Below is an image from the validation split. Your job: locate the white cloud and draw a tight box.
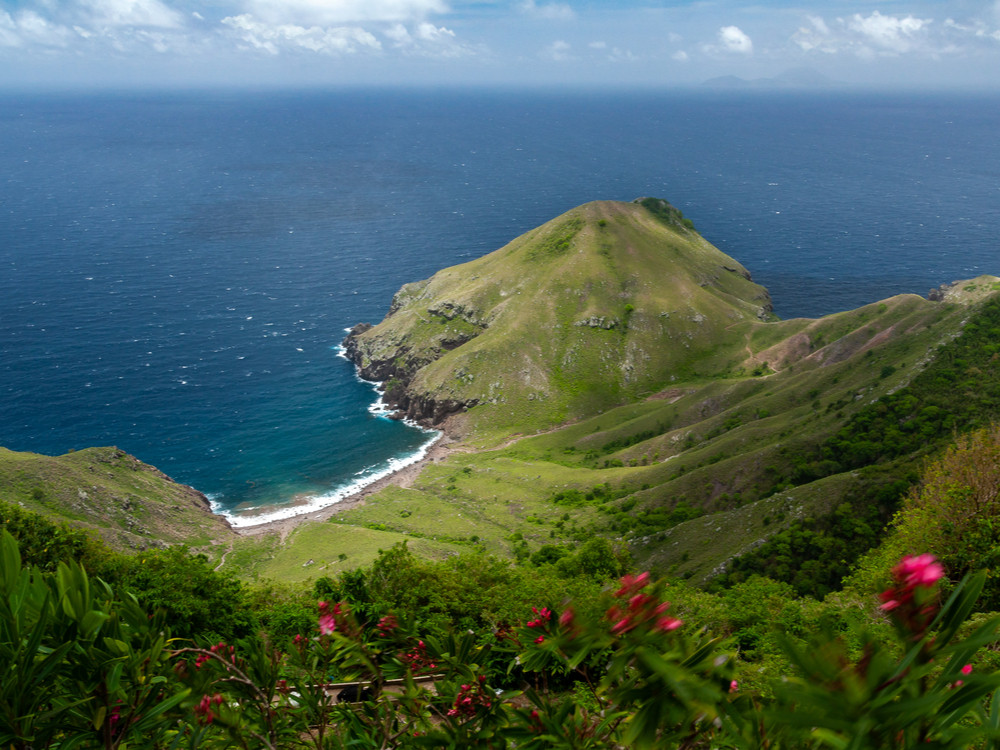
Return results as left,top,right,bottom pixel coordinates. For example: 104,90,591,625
385,22,411,43
241,0,448,26
718,25,752,54
221,13,380,54
518,0,574,22
415,21,453,42
543,39,571,61
671,49,688,62
848,10,930,54
0,9,75,48
585,39,635,62
381,19,467,57
943,17,1000,42
790,11,993,60
793,15,838,53
78,0,184,29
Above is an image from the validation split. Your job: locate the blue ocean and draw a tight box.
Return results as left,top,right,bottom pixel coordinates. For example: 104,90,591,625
2,89,998,524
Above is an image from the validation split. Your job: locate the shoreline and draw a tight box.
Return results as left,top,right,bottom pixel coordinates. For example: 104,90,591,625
234,433,457,541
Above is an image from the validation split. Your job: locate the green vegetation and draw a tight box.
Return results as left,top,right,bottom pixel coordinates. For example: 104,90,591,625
717,294,1000,595
345,199,773,438
6,198,1000,745
5,517,1000,748
0,446,233,555
334,198,1000,595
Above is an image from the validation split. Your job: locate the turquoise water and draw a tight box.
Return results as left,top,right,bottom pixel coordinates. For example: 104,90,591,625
2,89,998,522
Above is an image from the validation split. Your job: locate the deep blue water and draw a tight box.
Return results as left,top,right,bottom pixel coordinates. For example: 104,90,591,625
2,89,998,522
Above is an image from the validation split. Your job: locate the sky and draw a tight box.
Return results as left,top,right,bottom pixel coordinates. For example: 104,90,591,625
1,0,999,89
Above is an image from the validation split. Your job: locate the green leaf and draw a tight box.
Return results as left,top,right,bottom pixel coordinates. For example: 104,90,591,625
129,688,191,734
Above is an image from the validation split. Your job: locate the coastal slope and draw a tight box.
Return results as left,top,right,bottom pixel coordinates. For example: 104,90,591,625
343,198,773,440
0,446,235,553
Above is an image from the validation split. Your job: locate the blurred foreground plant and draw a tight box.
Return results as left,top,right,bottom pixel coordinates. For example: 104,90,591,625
4,525,1000,749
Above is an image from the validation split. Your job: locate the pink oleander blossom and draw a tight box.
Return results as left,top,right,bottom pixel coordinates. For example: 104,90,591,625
559,606,574,628
615,572,651,598
194,694,224,725
655,616,683,632
318,600,337,635
895,554,944,588
880,553,945,642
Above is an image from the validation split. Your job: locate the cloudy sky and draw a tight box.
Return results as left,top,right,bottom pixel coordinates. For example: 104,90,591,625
2,0,999,89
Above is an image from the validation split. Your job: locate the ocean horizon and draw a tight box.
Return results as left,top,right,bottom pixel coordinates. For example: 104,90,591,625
2,88,998,522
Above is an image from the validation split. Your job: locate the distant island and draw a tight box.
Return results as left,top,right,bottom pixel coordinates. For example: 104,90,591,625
703,67,842,89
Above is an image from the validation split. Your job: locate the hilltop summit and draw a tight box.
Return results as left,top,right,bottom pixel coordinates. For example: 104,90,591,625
343,198,773,435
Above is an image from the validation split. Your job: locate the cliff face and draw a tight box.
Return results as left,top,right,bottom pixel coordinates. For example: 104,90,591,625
342,199,774,433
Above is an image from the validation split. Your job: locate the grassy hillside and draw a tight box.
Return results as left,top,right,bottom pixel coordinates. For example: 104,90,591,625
344,199,774,439
5,198,999,595
318,285,993,586
237,199,1000,589
0,446,234,554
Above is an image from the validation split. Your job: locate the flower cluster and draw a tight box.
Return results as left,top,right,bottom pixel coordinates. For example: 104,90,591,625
376,613,399,637
526,606,552,644
399,639,437,674
194,694,224,725
196,641,236,669
446,675,492,718
318,600,343,636
526,607,551,628
954,663,973,688
606,572,682,636
880,554,945,640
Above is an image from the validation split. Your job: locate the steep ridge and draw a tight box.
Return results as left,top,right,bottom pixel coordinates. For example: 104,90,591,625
344,199,774,438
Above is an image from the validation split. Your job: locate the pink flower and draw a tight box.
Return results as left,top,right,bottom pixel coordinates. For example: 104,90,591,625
962,664,973,675
729,680,739,693
318,600,337,635
615,572,651,598
377,614,398,637
611,617,632,635
894,554,944,588
194,694,224,725
628,593,652,611
534,635,544,644
655,617,683,632
559,606,574,628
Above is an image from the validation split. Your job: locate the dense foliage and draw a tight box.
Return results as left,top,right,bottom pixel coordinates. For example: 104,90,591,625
719,296,1000,595
4,526,1000,749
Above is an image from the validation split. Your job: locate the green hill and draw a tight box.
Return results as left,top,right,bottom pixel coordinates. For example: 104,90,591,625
5,198,1000,592
343,198,774,440
0,446,234,554
324,199,1000,589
